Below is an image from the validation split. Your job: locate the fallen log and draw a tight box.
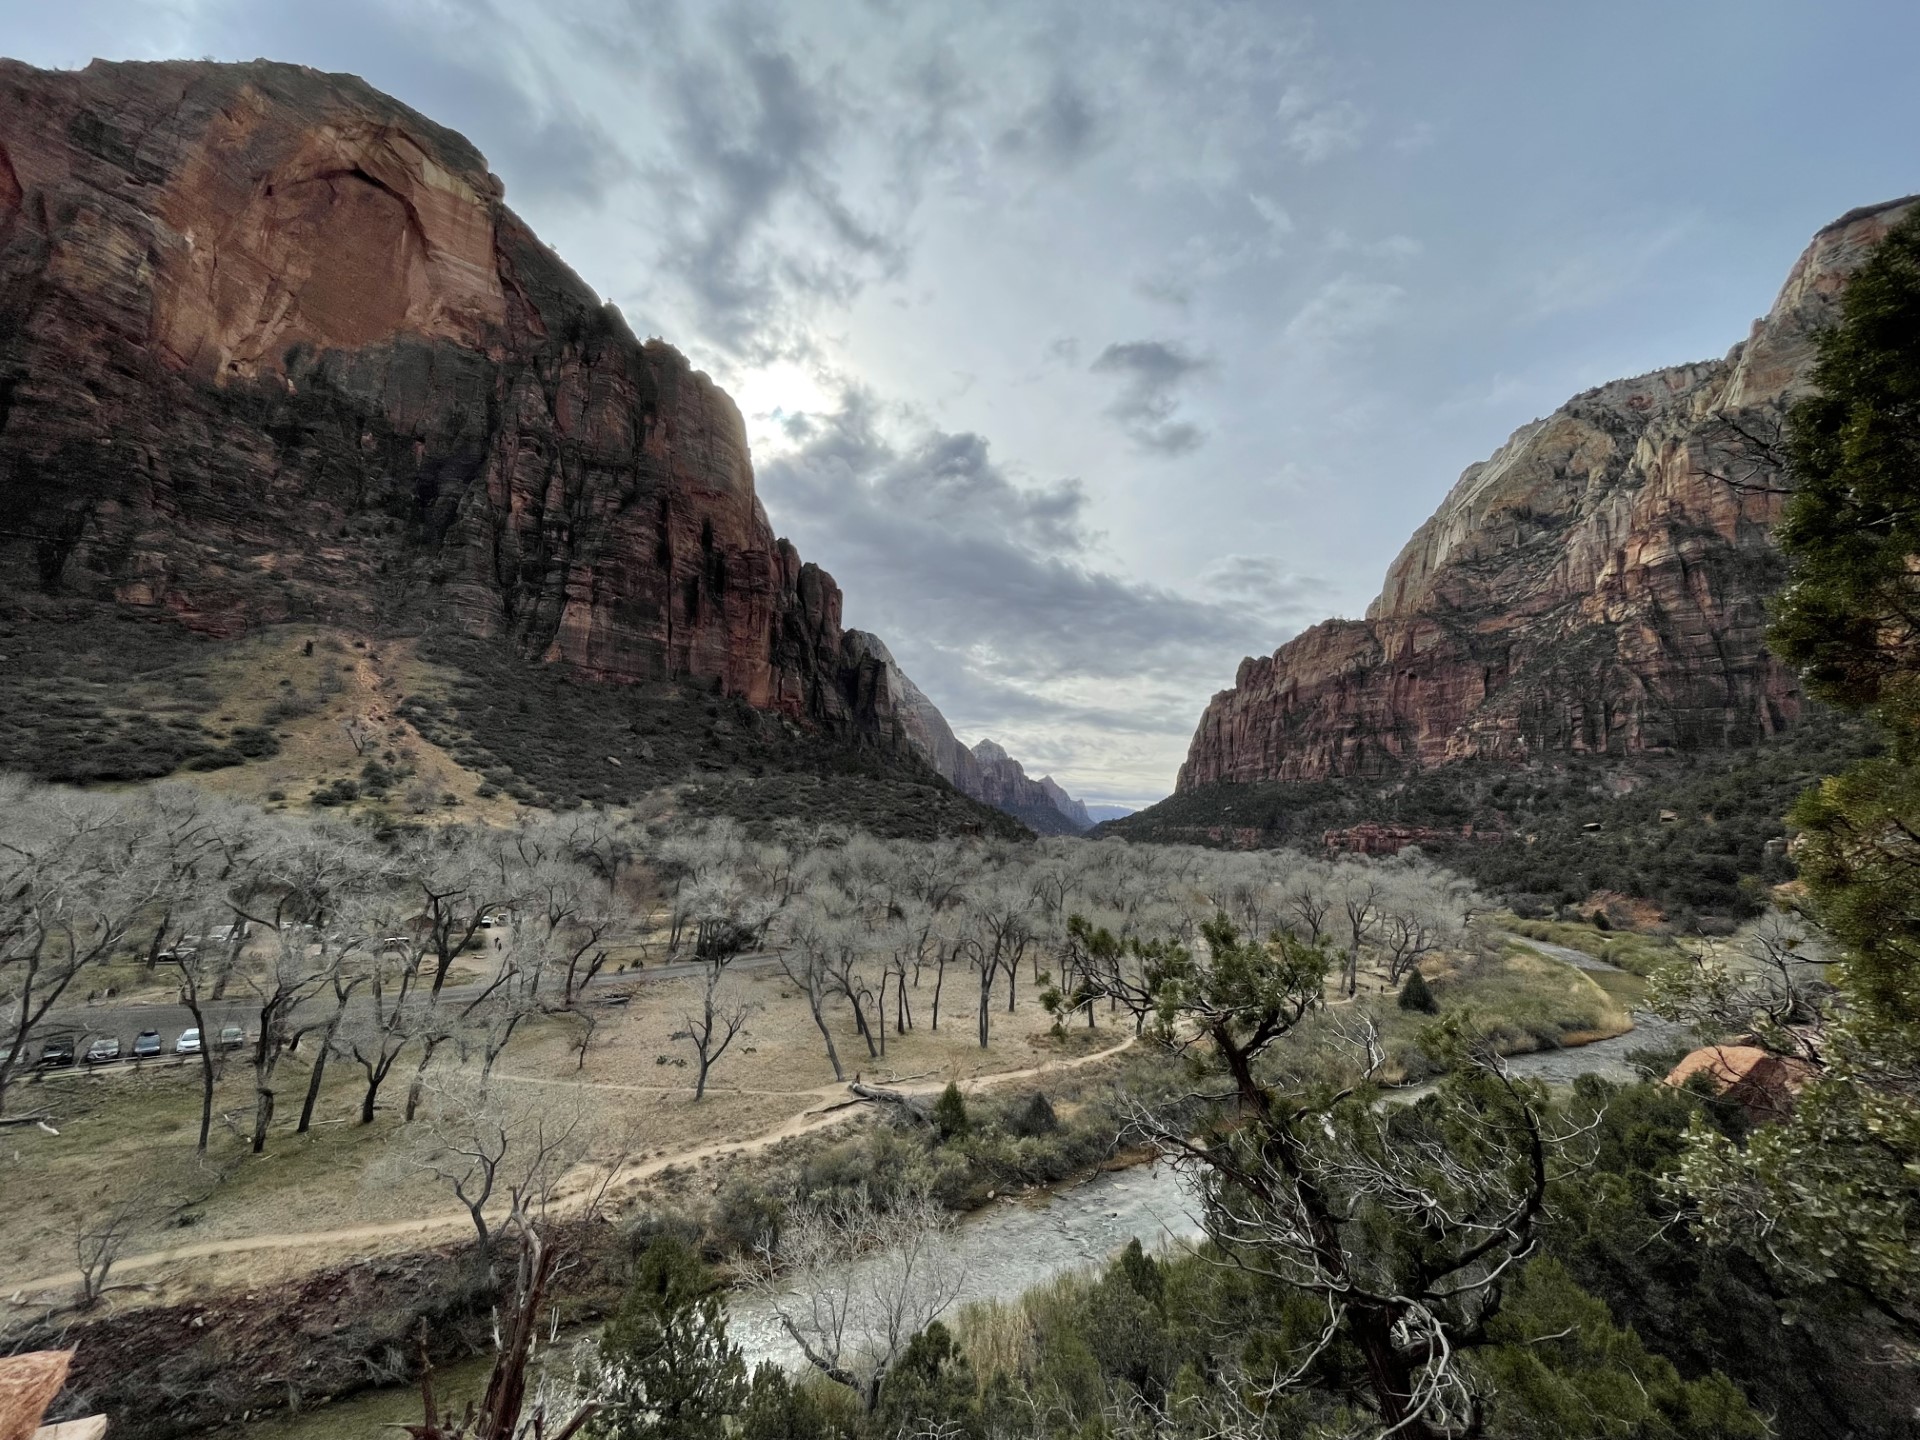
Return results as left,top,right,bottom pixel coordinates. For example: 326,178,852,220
848,1081,932,1123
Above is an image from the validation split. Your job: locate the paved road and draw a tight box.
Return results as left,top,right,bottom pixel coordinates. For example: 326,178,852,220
20,951,783,1069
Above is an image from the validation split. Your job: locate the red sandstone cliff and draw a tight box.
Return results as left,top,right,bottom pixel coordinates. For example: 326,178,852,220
0,58,895,736
1178,197,1918,791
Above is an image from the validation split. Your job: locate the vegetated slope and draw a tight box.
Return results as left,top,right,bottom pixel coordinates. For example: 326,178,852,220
0,599,1025,840
1107,706,1878,926
1177,197,1915,791
0,57,1011,837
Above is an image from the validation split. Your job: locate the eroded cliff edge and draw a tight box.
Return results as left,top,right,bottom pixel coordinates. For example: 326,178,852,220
0,58,896,738
1177,196,1918,791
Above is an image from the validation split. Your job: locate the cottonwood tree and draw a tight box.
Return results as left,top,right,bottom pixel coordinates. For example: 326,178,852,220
777,903,854,1082
677,950,756,1101
1335,867,1383,997
758,1182,966,1413
401,1074,590,1266
961,888,1034,1048
0,780,163,1115
228,823,383,1152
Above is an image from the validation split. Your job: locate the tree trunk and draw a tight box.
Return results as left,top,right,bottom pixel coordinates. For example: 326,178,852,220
251,1085,274,1153
298,1011,346,1134
807,989,845,1082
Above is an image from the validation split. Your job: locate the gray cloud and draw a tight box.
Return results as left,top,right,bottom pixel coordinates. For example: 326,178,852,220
644,23,904,355
1089,340,1213,455
757,388,1327,797
1275,83,1366,163
995,75,1103,169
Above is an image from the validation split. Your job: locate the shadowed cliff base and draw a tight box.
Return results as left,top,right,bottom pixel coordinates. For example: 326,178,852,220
1105,707,1878,930
0,599,1027,841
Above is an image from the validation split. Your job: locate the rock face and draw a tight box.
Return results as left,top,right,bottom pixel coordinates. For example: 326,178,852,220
0,58,895,737
967,740,1091,836
848,636,1091,832
1179,197,1918,790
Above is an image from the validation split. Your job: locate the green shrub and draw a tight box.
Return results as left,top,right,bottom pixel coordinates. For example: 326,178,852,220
933,1081,971,1141
1007,1090,1058,1138
1398,967,1439,1014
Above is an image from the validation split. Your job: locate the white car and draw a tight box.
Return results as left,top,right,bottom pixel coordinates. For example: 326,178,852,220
174,1028,204,1055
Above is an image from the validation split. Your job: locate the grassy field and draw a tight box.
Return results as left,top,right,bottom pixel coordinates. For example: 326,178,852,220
1501,916,1683,977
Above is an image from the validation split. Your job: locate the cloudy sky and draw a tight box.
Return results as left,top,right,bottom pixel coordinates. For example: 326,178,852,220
9,1,1919,805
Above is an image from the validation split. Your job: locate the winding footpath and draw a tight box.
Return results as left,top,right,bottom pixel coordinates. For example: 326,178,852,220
11,938,1684,1302
7,1034,1139,1298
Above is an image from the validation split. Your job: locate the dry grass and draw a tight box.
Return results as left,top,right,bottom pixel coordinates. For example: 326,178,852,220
168,626,524,826
0,964,1090,1308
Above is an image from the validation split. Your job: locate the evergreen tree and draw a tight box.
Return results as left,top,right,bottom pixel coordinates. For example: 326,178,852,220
1772,205,1920,719
739,1363,833,1440
932,1080,970,1140
1397,966,1439,1013
1669,201,1920,1348
873,1322,977,1438
588,1235,747,1440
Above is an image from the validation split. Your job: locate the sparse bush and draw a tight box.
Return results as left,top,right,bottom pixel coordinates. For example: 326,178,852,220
933,1081,971,1141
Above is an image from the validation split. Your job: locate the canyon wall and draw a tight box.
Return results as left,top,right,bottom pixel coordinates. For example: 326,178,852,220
0,58,896,737
851,634,1092,833
1178,196,1917,790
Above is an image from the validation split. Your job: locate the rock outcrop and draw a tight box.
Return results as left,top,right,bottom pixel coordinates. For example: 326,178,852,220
847,633,1093,832
1178,197,1918,790
967,739,1091,835
0,58,894,737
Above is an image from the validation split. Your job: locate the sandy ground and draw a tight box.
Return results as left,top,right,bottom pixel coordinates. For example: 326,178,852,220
1,962,1114,1307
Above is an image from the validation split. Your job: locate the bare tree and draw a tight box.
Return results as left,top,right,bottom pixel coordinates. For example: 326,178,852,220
757,1181,966,1413
777,904,851,1082
0,780,163,1115
1337,869,1383,998
401,1074,589,1265
677,953,756,1100
1648,911,1836,1066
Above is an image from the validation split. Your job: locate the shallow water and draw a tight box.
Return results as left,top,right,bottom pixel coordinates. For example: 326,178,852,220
210,1001,1685,1437
727,1159,1203,1370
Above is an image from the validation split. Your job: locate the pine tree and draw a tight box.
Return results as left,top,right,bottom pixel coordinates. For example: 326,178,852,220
932,1080,970,1140
1397,966,1438,1014
589,1235,747,1440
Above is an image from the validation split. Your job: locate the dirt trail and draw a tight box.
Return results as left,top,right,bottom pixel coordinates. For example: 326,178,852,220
8,1035,1138,1298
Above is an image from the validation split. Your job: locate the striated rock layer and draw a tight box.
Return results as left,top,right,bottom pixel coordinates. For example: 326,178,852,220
0,58,896,737
1178,197,1918,791
848,635,1091,832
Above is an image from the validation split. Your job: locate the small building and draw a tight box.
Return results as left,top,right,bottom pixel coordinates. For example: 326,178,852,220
0,1350,107,1439
1663,1044,1814,1122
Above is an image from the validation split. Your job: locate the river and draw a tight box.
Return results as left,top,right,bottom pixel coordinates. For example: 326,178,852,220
216,944,1689,1439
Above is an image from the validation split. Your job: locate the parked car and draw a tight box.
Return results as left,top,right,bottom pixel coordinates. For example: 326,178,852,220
38,1038,76,1068
85,1036,122,1064
175,1028,203,1055
132,1029,163,1059
218,1024,247,1050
